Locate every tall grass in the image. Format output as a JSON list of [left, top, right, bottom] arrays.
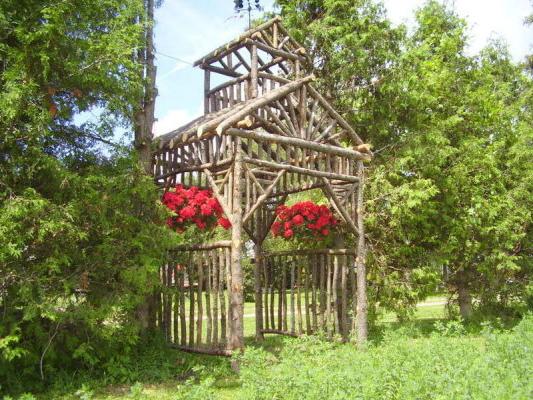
[[238, 315, 532, 400]]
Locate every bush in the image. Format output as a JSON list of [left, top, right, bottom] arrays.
[[0, 154, 178, 395]]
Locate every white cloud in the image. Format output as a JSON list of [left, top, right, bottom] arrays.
[[153, 100, 203, 136], [382, 0, 533, 62], [153, 108, 193, 136]]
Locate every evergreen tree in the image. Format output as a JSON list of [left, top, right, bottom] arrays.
[[277, 0, 532, 320], [0, 0, 176, 391]]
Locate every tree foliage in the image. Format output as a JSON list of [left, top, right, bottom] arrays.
[[277, 0, 532, 320], [0, 0, 177, 392]]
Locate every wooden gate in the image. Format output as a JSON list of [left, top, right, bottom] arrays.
[[259, 249, 357, 341], [157, 241, 233, 356], [157, 244, 358, 354]]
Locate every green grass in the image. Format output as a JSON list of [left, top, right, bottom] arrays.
[[16, 298, 532, 400], [172, 294, 449, 341]]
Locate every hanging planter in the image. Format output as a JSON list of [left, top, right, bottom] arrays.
[[271, 201, 339, 240], [162, 185, 231, 233]]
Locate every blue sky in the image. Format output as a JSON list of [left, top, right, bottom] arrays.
[[152, 0, 533, 136]]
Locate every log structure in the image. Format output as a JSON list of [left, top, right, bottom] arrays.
[[152, 17, 372, 354]]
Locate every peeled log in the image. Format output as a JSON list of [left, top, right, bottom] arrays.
[[236, 115, 255, 128], [356, 143, 372, 154]]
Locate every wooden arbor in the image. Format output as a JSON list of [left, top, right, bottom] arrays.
[[152, 17, 372, 354]]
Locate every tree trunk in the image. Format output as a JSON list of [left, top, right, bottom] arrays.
[[457, 275, 473, 320], [134, 0, 157, 173], [134, 0, 157, 331]]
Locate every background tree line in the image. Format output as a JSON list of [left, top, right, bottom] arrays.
[[0, 0, 531, 394], [275, 0, 532, 322]]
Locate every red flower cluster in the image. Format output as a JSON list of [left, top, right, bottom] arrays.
[[271, 201, 338, 240], [162, 185, 231, 232]]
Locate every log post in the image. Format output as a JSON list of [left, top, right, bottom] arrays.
[[229, 139, 244, 351], [254, 242, 264, 341], [204, 69, 211, 114], [251, 44, 258, 98], [355, 161, 368, 346]]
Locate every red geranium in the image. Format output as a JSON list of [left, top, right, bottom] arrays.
[[162, 185, 231, 232], [271, 201, 338, 241], [218, 217, 232, 229]]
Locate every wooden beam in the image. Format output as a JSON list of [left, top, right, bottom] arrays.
[[203, 64, 241, 78], [204, 70, 210, 114], [321, 177, 359, 235], [243, 157, 359, 183], [229, 143, 245, 351], [203, 167, 234, 224], [154, 157, 233, 181], [243, 163, 265, 194], [355, 161, 368, 346], [275, 22, 312, 64], [214, 75, 315, 135], [243, 38, 306, 63], [225, 128, 371, 161], [243, 169, 286, 224], [264, 248, 356, 257], [171, 241, 231, 252], [277, 36, 290, 49], [251, 44, 258, 98], [254, 243, 264, 341], [257, 71, 290, 85], [257, 56, 285, 72], [193, 17, 281, 66], [260, 329, 299, 338], [234, 49, 251, 71], [307, 85, 365, 146]]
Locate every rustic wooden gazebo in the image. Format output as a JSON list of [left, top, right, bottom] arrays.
[[152, 17, 372, 355]]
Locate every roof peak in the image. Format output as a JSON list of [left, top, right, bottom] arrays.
[[193, 16, 310, 73]]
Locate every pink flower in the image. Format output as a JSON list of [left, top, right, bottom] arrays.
[[284, 229, 294, 239]]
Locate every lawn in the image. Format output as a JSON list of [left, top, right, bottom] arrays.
[[167, 294, 449, 341], [27, 296, 532, 400]]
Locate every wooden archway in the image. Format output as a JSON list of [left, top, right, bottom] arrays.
[[152, 17, 372, 354]]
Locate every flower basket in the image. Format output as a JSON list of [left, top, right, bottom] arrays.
[[271, 201, 338, 241], [162, 185, 231, 233]]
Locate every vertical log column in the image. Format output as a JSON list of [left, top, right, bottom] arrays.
[[355, 161, 368, 346], [229, 138, 244, 351], [251, 44, 258, 99], [204, 70, 210, 114], [251, 42, 263, 342], [254, 242, 264, 341]]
